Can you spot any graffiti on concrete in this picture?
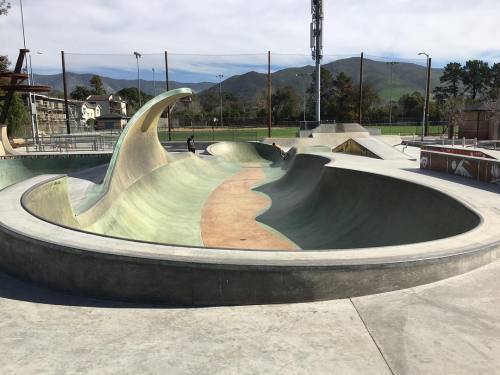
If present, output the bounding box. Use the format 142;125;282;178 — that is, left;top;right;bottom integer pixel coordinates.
451;159;472;178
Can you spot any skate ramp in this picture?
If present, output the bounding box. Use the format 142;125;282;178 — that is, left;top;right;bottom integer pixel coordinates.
332;137;414;160
207;141;283;164
256;155;480;250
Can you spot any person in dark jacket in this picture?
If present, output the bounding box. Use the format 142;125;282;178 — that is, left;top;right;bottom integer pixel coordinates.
187;135;195;153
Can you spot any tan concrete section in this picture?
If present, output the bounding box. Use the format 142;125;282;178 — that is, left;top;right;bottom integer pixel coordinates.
201;166;298;250
352;259;500;375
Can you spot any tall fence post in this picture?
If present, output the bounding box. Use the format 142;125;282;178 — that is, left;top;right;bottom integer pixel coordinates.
164;50;171;141
358;52;364;124
267;51;271;138
61;51;71;135
424;57;432;136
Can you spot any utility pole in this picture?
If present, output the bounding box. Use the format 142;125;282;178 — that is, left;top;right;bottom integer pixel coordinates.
386;61;399;125
61;51;71;134
267;51;271;137
216;74;224;127
152;68;156;96
358;52;364;124
19;0;37;142
310;0;323;126
418;52;431;140
133;51;142;107
164;51;172;141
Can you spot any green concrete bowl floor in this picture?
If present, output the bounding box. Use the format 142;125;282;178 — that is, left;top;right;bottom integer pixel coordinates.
22;141;479;250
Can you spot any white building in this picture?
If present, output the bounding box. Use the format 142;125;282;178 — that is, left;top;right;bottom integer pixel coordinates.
86;94;127;116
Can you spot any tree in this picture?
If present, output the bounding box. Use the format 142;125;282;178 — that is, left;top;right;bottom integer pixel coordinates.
89;75;106;95
359;84;380;122
439;96;465;138
271;86;299;124
0;93;29;137
0;55;9;87
0;1;10;16
70;86;93;100
0;55;8;72
398;92;424;121
489;63;500;99
433;62;462;100
306;67;335;119
330;72;357;121
116;87;152;115
199;90;220;116
461;60;490;100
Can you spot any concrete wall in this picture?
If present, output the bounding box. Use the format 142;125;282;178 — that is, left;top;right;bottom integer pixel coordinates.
0;154;111;190
421;150;500;185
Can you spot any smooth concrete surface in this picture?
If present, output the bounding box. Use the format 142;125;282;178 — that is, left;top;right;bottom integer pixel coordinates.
0;153;110;190
1;152;500;304
1;260;500;374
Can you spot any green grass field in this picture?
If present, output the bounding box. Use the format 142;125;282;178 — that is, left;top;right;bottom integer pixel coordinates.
158;127;299;142
158;125;445;142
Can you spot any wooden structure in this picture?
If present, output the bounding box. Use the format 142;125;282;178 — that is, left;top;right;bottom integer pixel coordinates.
460;103;500;140
0;49;51;155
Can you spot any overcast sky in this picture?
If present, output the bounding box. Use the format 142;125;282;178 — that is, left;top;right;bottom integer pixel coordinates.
1;0;499;82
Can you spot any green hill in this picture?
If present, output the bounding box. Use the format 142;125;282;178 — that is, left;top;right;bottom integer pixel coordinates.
32;73;214;96
200;57;443;102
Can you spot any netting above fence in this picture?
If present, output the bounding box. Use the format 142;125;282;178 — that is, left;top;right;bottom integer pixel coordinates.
24;50;442;138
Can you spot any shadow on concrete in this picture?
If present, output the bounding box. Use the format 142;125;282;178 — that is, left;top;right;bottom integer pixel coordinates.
67;163;109;184
0;272;188;309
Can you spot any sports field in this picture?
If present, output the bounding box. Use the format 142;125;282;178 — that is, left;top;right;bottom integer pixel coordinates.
159;124;446;142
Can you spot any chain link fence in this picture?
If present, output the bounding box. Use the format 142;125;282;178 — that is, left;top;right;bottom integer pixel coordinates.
19;50;449;147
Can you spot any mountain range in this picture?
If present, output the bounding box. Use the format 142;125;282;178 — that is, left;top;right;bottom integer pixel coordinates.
33;58;443;102
201;57;443;102
32;73;214;96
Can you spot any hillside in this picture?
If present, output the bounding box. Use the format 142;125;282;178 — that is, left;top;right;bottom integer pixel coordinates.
200;57;443;102
32;58;443;103
32;72;214;96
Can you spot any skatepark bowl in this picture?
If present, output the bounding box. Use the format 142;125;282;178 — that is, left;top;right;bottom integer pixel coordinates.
0;88;498;306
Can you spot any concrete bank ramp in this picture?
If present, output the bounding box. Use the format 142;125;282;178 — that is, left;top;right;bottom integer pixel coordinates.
333;137;414;160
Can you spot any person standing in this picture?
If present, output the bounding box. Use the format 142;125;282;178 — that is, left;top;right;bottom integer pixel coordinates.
187;135;195;153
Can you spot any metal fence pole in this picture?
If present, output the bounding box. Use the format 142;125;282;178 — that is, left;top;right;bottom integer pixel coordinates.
61;51;71;134
358;52;364;124
165;50;171;141
267;51;272;137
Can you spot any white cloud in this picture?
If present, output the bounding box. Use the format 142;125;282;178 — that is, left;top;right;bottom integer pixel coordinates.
0;0;499;80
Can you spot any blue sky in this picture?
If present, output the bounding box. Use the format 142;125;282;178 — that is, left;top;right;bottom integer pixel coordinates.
1;0;499;82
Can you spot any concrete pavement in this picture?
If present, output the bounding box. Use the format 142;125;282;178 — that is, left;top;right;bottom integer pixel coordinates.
1;259;500;374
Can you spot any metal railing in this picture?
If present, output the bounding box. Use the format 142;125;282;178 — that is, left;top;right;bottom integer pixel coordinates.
23;131;122;153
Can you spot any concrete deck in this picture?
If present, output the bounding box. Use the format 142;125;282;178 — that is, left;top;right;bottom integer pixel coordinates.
1;258;499;374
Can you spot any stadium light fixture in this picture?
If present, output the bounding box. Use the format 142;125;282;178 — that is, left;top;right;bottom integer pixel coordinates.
418;52;431;141
134;52;142;106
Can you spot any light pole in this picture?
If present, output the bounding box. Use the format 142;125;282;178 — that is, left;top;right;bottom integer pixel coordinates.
29;51;42;142
133;51;142;107
296;72;310;122
386;61;399;125
152;67;156;96
418;52;431;141
19;0;37;142
216;74;224;127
